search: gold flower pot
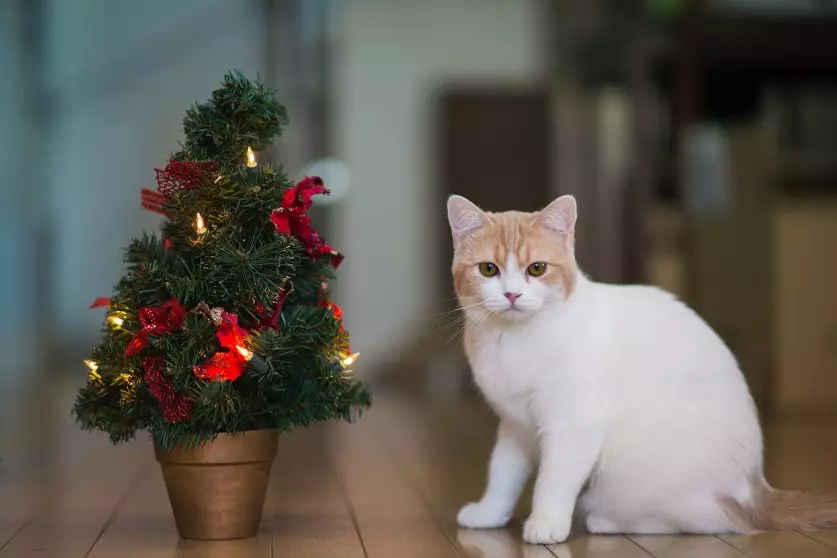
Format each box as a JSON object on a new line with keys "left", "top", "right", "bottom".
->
{"left": 155, "top": 429, "right": 278, "bottom": 540}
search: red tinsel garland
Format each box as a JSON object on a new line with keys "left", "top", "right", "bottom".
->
{"left": 143, "top": 356, "right": 192, "bottom": 423}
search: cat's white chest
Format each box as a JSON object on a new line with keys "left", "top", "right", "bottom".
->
{"left": 466, "top": 327, "right": 547, "bottom": 426}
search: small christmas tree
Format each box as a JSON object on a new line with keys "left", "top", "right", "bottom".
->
{"left": 74, "top": 71, "right": 371, "bottom": 452}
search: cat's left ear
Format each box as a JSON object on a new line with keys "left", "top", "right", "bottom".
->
{"left": 539, "top": 195, "right": 577, "bottom": 245}
{"left": 447, "top": 195, "right": 485, "bottom": 249}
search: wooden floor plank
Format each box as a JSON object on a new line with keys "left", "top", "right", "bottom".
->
{"left": 547, "top": 536, "right": 652, "bottom": 558}
{"left": 178, "top": 536, "right": 273, "bottom": 558}
{"left": 803, "top": 531, "right": 837, "bottom": 551}
{"left": 0, "top": 428, "right": 109, "bottom": 549}
{"left": 271, "top": 425, "right": 365, "bottom": 558}
{"left": 373, "top": 398, "right": 553, "bottom": 557}
{"left": 455, "top": 528, "right": 556, "bottom": 558}
{"left": 629, "top": 535, "right": 745, "bottom": 558}
{"left": 720, "top": 531, "right": 837, "bottom": 557}
{"left": 0, "top": 438, "right": 148, "bottom": 558}
{"left": 86, "top": 465, "right": 180, "bottom": 558}
{"left": 7, "top": 384, "right": 837, "bottom": 557}
{"left": 332, "top": 409, "right": 460, "bottom": 558}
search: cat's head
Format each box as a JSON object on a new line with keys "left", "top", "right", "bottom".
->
{"left": 447, "top": 195, "right": 578, "bottom": 321}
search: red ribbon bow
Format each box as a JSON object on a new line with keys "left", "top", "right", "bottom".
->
{"left": 270, "top": 176, "right": 344, "bottom": 267}
{"left": 194, "top": 312, "right": 250, "bottom": 382}
{"left": 124, "top": 298, "right": 187, "bottom": 357}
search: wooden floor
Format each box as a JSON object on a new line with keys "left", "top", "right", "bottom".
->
{"left": 2, "top": 382, "right": 837, "bottom": 557}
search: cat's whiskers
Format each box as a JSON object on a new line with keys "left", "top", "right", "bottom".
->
{"left": 433, "top": 302, "right": 490, "bottom": 334}
{"left": 433, "top": 302, "right": 485, "bottom": 317}
{"left": 443, "top": 306, "right": 490, "bottom": 346}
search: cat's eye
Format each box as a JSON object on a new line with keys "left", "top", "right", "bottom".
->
{"left": 527, "top": 262, "right": 547, "bottom": 277}
{"left": 478, "top": 262, "right": 499, "bottom": 277}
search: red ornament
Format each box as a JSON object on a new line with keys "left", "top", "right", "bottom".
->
{"left": 193, "top": 351, "right": 246, "bottom": 382}
{"left": 155, "top": 159, "right": 220, "bottom": 197}
{"left": 90, "top": 297, "right": 111, "bottom": 309}
{"left": 124, "top": 297, "right": 187, "bottom": 357}
{"left": 141, "top": 188, "right": 169, "bottom": 217}
{"left": 143, "top": 357, "right": 192, "bottom": 423}
{"left": 164, "top": 238, "right": 173, "bottom": 250}
{"left": 270, "top": 176, "right": 343, "bottom": 267}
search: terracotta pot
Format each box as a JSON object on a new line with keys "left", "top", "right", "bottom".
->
{"left": 155, "top": 429, "right": 278, "bottom": 540}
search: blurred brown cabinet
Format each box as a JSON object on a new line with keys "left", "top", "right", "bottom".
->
{"left": 774, "top": 201, "right": 837, "bottom": 415}
{"left": 688, "top": 124, "right": 774, "bottom": 413}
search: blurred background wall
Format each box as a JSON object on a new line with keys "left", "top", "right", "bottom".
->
{"left": 333, "top": 0, "right": 547, "bottom": 370}
{"left": 3, "top": 0, "right": 837, "bottom": 420}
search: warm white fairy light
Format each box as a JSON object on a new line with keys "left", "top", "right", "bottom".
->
{"left": 195, "top": 212, "right": 207, "bottom": 235}
{"left": 236, "top": 345, "right": 254, "bottom": 361}
{"left": 246, "top": 146, "right": 257, "bottom": 168}
{"left": 341, "top": 352, "right": 360, "bottom": 368}
{"left": 214, "top": 174, "right": 223, "bottom": 184}
{"left": 85, "top": 360, "right": 102, "bottom": 381}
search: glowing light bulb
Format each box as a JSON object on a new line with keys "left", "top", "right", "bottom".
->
{"left": 195, "top": 213, "right": 207, "bottom": 235}
{"left": 214, "top": 174, "right": 223, "bottom": 184}
{"left": 341, "top": 352, "right": 360, "bottom": 368}
{"left": 84, "top": 360, "right": 99, "bottom": 371}
{"left": 246, "top": 146, "right": 257, "bottom": 168}
{"left": 108, "top": 316, "right": 124, "bottom": 327}
{"left": 236, "top": 345, "right": 253, "bottom": 361}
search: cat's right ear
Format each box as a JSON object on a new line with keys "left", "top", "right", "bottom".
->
{"left": 447, "top": 195, "right": 485, "bottom": 250}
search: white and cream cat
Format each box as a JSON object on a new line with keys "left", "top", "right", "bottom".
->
{"left": 448, "top": 194, "right": 837, "bottom": 544}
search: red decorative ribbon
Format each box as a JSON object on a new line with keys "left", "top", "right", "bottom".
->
{"left": 141, "top": 188, "right": 169, "bottom": 216}
{"left": 254, "top": 286, "right": 290, "bottom": 330}
{"left": 270, "top": 176, "right": 343, "bottom": 267}
{"left": 124, "top": 298, "right": 186, "bottom": 357}
{"left": 90, "top": 297, "right": 111, "bottom": 309}
{"left": 143, "top": 356, "right": 192, "bottom": 423}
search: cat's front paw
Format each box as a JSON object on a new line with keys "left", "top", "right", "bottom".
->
{"left": 457, "top": 501, "right": 512, "bottom": 529}
{"left": 523, "top": 515, "right": 571, "bottom": 544}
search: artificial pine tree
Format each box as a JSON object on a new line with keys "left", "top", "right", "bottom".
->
{"left": 74, "top": 71, "right": 371, "bottom": 452}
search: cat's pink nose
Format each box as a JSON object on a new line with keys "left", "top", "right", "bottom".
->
{"left": 504, "top": 292, "right": 522, "bottom": 303}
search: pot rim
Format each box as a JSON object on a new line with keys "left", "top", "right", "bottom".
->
{"left": 155, "top": 428, "right": 278, "bottom": 465}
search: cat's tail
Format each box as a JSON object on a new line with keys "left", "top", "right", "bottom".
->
{"left": 725, "top": 480, "right": 837, "bottom": 531}
{"left": 759, "top": 489, "right": 837, "bottom": 530}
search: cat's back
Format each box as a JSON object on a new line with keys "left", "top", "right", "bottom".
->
{"left": 592, "top": 282, "right": 741, "bottom": 383}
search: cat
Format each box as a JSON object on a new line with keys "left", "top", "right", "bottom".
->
{"left": 447, "top": 194, "right": 837, "bottom": 544}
